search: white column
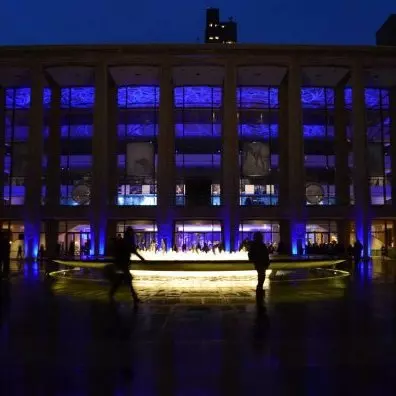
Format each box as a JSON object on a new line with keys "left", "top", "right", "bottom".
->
{"left": 334, "top": 82, "right": 350, "bottom": 206}
{"left": 91, "top": 63, "right": 109, "bottom": 256}
{"left": 222, "top": 60, "right": 239, "bottom": 252}
{"left": 157, "top": 64, "right": 174, "bottom": 250}
{"left": 107, "top": 75, "right": 118, "bottom": 206}
{"left": 46, "top": 83, "right": 61, "bottom": 208}
{"left": 287, "top": 59, "right": 305, "bottom": 254}
{"left": 25, "top": 65, "right": 44, "bottom": 259}
{"left": 351, "top": 61, "right": 371, "bottom": 258}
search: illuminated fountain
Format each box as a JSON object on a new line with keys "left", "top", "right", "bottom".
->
{"left": 130, "top": 250, "right": 250, "bottom": 262}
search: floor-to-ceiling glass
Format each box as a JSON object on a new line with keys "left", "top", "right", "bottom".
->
{"left": 60, "top": 88, "right": 94, "bottom": 205}
{"left": 174, "top": 87, "right": 222, "bottom": 206}
{"left": 4, "top": 88, "right": 30, "bottom": 205}
{"left": 116, "top": 220, "right": 158, "bottom": 250}
{"left": 174, "top": 220, "right": 223, "bottom": 251}
{"left": 117, "top": 86, "right": 159, "bottom": 206}
{"left": 302, "top": 88, "right": 336, "bottom": 205}
{"left": 238, "top": 87, "right": 279, "bottom": 206}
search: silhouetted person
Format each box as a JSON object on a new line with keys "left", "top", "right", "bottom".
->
{"left": 56, "top": 242, "right": 61, "bottom": 257}
{"left": 277, "top": 241, "right": 285, "bottom": 254}
{"left": 68, "top": 241, "right": 75, "bottom": 257}
{"left": 0, "top": 232, "right": 11, "bottom": 279}
{"left": 109, "top": 227, "right": 144, "bottom": 305}
{"left": 16, "top": 244, "right": 23, "bottom": 260}
{"left": 39, "top": 244, "right": 45, "bottom": 264}
{"left": 248, "top": 232, "right": 270, "bottom": 301}
{"left": 353, "top": 240, "right": 363, "bottom": 263}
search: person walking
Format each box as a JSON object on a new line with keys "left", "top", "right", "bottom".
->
{"left": 109, "top": 227, "right": 144, "bottom": 305}
{"left": 248, "top": 232, "right": 270, "bottom": 302}
{"left": 353, "top": 240, "right": 363, "bottom": 263}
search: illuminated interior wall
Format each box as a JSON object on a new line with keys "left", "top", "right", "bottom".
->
{"left": 1, "top": 221, "right": 45, "bottom": 258}
{"left": 174, "top": 220, "right": 223, "bottom": 251}
{"left": 59, "top": 88, "right": 94, "bottom": 205}
{"left": 116, "top": 220, "right": 158, "bottom": 250}
{"left": 305, "top": 221, "right": 338, "bottom": 244}
{"left": 117, "top": 86, "right": 159, "bottom": 206}
{"left": 4, "top": 88, "right": 31, "bottom": 205}
{"left": 370, "top": 221, "right": 393, "bottom": 252}
{"left": 302, "top": 88, "right": 336, "bottom": 206}
{"left": 58, "top": 221, "right": 91, "bottom": 257}
{"left": 174, "top": 87, "right": 222, "bottom": 206}
{"left": 238, "top": 221, "right": 280, "bottom": 248}
{"left": 238, "top": 87, "right": 279, "bottom": 206}
{"left": 365, "top": 89, "right": 391, "bottom": 205}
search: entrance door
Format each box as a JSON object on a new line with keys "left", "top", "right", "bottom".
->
{"left": 174, "top": 231, "right": 222, "bottom": 251}
{"left": 65, "top": 232, "right": 91, "bottom": 258}
{"left": 135, "top": 231, "right": 157, "bottom": 250}
{"left": 306, "top": 232, "right": 330, "bottom": 245}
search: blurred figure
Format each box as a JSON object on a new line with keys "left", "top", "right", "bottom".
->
{"left": 109, "top": 227, "right": 144, "bottom": 305}
{"left": 39, "top": 244, "right": 45, "bottom": 265}
{"left": 16, "top": 244, "right": 23, "bottom": 260}
{"left": 353, "top": 240, "right": 363, "bottom": 263}
{"left": 248, "top": 232, "right": 270, "bottom": 297}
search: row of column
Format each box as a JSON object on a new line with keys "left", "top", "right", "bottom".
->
{"left": 0, "top": 60, "right": 394, "bottom": 257}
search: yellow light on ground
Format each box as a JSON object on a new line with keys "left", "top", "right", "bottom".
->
{"left": 130, "top": 269, "right": 272, "bottom": 290}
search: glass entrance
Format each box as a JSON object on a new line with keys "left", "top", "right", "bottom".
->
{"left": 306, "top": 231, "right": 330, "bottom": 245}
{"left": 58, "top": 222, "right": 91, "bottom": 258}
{"left": 65, "top": 232, "right": 91, "bottom": 258}
{"left": 116, "top": 221, "right": 158, "bottom": 251}
{"left": 174, "top": 221, "right": 222, "bottom": 252}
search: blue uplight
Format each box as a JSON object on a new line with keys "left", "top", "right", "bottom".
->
{"left": 291, "top": 222, "right": 305, "bottom": 255}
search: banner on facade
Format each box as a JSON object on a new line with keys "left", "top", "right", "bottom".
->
{"left": 368, "top": 143, "right": 384, "bottom": 177}
{"left": 12, "top": 143, "right": 28, "bottom": 177}
{"left": 242, "top": 142, "right": 270, "bottom": 177}
{"left": 126, "top": 142, "right": 154, "bottom": 177}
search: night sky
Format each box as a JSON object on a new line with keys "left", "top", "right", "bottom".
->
{"left": 1, "top": 0, "right": 395, "bottom": 46}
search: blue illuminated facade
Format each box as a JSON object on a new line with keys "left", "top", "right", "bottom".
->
{"left": 1, "top": 45, "right": 396, "bottom": 259}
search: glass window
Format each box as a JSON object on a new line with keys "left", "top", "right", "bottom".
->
{"left": 116, "top": 220, "right": 157, "bottom": 251}
{"left": 117, "top": 86, "right": 159, "bottom": 206}
{"left": 238, "top": 221, "right": 280, "bottom": 250}
{"left": 4, "top": 88, "right": 31, "bottom": 205}
{"left": 303, "top": 88, "right": 337, "bottom": 205}
{"left": 305, "top": 221, "right": 338, "bottom": 253}
{"left": 175, "top": 86, "right": 222, "bottom": 206}
{"left": 174, "top": 220, "right": 222, "bottom": 252}
{"left": 60, "top": 88, "right": 94, "bottom": 205}
{"left": 57, "top": 221, "right": 91, "bottom": 258}
{"left": 238, "top": 87, "right": 279, "bottom": 206}
{"left": 366, "top": 89, "right": 391, "bottom": 205}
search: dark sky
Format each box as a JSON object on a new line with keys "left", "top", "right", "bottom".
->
{"left": 1, "top": 0, "right": 395, "bottom": 46}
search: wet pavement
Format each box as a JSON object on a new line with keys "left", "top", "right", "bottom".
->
{"left": 0, "top": 259, "right": 396, "bottom": 395}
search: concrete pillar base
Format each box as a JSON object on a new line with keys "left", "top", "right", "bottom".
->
{"left": 279, "top": 220, "right": 291, "bottom": 254}
{"left": 45, "top": 220, "right": 59, "bottom": 258}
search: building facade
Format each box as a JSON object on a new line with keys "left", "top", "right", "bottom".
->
{"left": 1, "top": 44, "right": 396, "bottom": 259}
